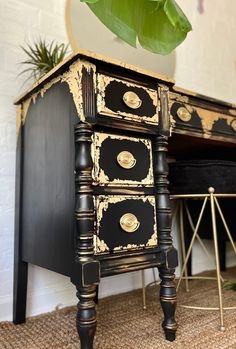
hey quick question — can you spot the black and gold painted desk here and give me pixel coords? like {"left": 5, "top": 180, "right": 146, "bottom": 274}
{"left": 13, "top": 49, "right": 236, "bottom": 349}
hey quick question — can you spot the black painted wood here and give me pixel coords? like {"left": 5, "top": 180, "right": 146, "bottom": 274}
{"left": 98, "top": 136, "right": 152, "bottom": 183}
{"left": 13, "top": 54, "right": 178, "bottom": 347}
{"left": 73, "top": 122, "right": 99, "bottom": 349}
{"left": 96, "top": 197, "right": 156, "bottom": 252}
{"left": 93, "top": 185, "right": 154, "bottom": 196}
{"left": 171, "top": 102, "right": 203, "bottom": 132}
{"left": 17, "top": 51, "right": 236, "bottom": 347}
{"left": 21, "top": 82, "right": 78, "bottom": 276}
{"left": 97, "top": 249, "right": 163, "bottom": 277}
{"left": 13, "top": 123, "right": 28, "bottom": 324}
{"left": 154, "top": 135, "right": 177, "bottom": 341}
{"left": 81, "top": 66, "right": 97, "bottom": 124}
{"left": 104, "top": 80, "right": 157, "bottom": 118}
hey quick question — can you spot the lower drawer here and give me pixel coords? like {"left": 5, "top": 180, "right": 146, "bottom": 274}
{"left": 94, "top": 195, "right": 157, "bottom": 254}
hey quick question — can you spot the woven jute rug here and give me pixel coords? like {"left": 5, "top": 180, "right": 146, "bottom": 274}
{"left": 1, "top": 268, "right": 236, "bottom": 349}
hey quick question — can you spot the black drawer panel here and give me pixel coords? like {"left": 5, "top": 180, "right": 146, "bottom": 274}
{"left": 170, "top": 93, "right": 236, "bottom": 140}
{"left": 97, "top": 74, "right": 158, "bottom": 125}
{"left": 94, "top": 196, "right": 157, "bottom": 254}
{"left": 92, "top": 133, "right": 154, "bottom": 186}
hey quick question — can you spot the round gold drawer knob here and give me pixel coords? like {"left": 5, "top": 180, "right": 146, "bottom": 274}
{"left": 117, "top": 151, "right": 136, "bottom": 169}
{"left": 120, "top": 213, "right": 140, "bottom": 233}
{"left": 231, "top": 119, "right": 236, "bottom": 132}
{"left": 177, "top": 107, "right": 192, "bottom": 122}
{"left": 123, "top": 91, "right": 142, "bottom": 109}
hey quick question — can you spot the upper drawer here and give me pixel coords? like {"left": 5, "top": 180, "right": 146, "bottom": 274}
{"left": 97, "top": 74, "right": 159, "bottom": 125}
{"left": 92, "top": 132, "right": 154, "bottom": 186}
{"left": 170, "top": 93, "right": 236, "bottom": 140}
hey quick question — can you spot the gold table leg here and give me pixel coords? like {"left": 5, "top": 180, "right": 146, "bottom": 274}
{"left": 179, "top": 201, "right": 190, "bottom": 292}
{"left": 141, "top": 269, "right": 147, "bottom": 310}
{"left": 209, "top": 187, "right": 224, "bottom": 330}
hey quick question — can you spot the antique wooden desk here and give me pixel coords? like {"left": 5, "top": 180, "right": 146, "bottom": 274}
{"left": 14, "top": 50, "right": 236, "bottom": 348}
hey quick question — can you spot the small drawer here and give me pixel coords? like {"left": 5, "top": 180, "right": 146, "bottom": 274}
{"left": 94, "top": 196, "right": 157, "bottom": 254}
{"left": 97, "top": 74, "right": 159, "bottom": 125}
{"left": 170, "top": 94, "right": 236, "bottom": 140}
{"left": 92, "top": 133, "right": 154, "bottom": 186}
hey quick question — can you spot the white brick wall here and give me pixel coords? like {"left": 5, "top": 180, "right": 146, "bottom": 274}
{"left": 0, "top": 0, "right": 71, "bottom": 321}
{"left": 1, "top": 0, "right": 236, "bottom": 322}
{"left": 0, "top": 0, "right": 157, "bottom": 322}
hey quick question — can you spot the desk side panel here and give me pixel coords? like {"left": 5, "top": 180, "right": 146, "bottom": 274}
{"left": 21, "top": 82, "right": 78, "bottom": 276}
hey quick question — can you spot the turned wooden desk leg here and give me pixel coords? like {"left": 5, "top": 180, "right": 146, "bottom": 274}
{"left": 73, "top": 122, "right": 100, "bottom": 349}
{"left": 154, "top": 135, "right": 177, "bottom": 341}
{"left": 76, "top": 286, "right": 97, "bottom": 349}
{"left": 13, "top": 120, "right": 28, "bottom": 324}
{"left": 158, "top": 267, "right": 177, "bottom": 341}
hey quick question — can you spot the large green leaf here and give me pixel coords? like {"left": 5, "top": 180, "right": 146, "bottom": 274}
{"left": 87, "top": 0, "right": 137, "bottom": 47}
{"left": 80, "top": 0, "right": 99, "bottom": 3}
{"left": 80, "top": 0, "right": 192, "bottom": 55}
{"left": 164, "top": 0, "right": 192, "bottom": 32}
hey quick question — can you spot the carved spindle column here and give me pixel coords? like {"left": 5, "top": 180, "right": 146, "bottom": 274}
{"left": 73, "top": 122, "right": 100, "bottom": 349}
{"left": 154, "top": 135, "right": 177, "bottom": 342}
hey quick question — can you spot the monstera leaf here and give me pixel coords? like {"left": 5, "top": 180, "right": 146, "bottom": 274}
{"left": 80, "top": 0, "right": 192, "bottom": 55}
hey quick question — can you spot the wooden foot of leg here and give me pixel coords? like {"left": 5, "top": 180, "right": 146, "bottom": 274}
{"left": 159, "top": 267, "right": 177, "bottom": 342}
{"left": 13, "top": 260, "right": 28, "bottom": 324}
{"left": 76, "top": 286, "right": 97, "bottom": 349}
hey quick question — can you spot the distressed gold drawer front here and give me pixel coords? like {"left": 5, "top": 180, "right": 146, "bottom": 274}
{"left": 92, "top": 133, "right": 154, "bottom": 186}
{"left": 170, "top": 93, "right": 236, "bottom": 140}
{"left": 97, "top": 74, "right": 159, "bottom": 125}
{"left": 94, "top": 196, "right": 157, "bottom": 254}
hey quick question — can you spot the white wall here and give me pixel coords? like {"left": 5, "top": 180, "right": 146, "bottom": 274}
{"left": 176, "top": 0, "right": 236, "bottom": 104}
{"left": 0, "top": 0, "right": 71, "bottom": 321}
{"left": 67, "top": 0, "right": 176, "bottom": 77}
{"left": 1, "top": 0, "right": 236, "bottom": 321}
{"left": 175, "top": 0, "right": 236, "bottom": 273}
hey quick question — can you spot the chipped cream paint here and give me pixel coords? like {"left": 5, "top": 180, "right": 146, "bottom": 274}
{"left": 173, "top": 85, "right": 236, "bottom": 110}
{"left": 231, "top": 119, "right": 236, "bottom": 132}
{"left": 159, "top": 85, "right": 175, "bottom": 136}
{"left": 17, "top": 59, "right": 96, "bottom": 126}
{"left": 229, "top": 109, "right": 236, "bottom": 116}
{"left": 15, "top": 48, "right": 174, "bottom": 104}
{"left": 91, "top": 132, "right": 154, "bottom": 186}
{"left": 94, "top": 195, "right": 157, "bottom": 254}
{"left": 97, "top": 74, "right": 159, "bottom": 125}
{"left": 62, "top": 59, "right": 96, "bottom": 121}
{"left": 169, "top": 92, "right": 189, "bottom": 104}
{"left": 21, "top": 98, "right": 33, "bottom": 125}
{"left": 173, "top": 127, "right": 236, "bottom": 144}
{"left": 93, "top": 235, "right": 109, "bottom": 254}
{"left": 146, "top": 231, "right": 158, "bottom": 247}
{"left": 197, "top": 107, "right": 235, "bottom": 133}
{"left": 18, "top": 75, "right": 61, "bottom": 127}
{"left": 16, "top": 104, "right": 22, "bottom": 139}
{"left": 169, "top": 95, "right": 236, "bottom": 134}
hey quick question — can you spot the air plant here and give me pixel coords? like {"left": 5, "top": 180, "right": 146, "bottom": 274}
{"left": 20, "top": 38, "right": 69, "bottom": 81}
{"left": 223, "top": 281, "right": 236, "bottom": 291}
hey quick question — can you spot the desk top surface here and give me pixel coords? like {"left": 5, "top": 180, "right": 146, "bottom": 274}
{"left": 15, "top": 48, "right": 236, "bottom": 110}
{"left": 15, "top": 48, "right": 174, "bottom": 104}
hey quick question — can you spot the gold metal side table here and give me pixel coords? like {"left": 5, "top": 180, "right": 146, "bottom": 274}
{"left": 172, "top": 187, "right": 236, "bottom": 331}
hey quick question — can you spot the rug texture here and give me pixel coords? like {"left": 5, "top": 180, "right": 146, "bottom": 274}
{"left": 1, "top": 268, "right": 236, "bottom": 349}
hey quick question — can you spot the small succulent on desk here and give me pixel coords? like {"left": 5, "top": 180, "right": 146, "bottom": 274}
{"left": 20, "top": 38, "right": 69, "bottom": 82}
